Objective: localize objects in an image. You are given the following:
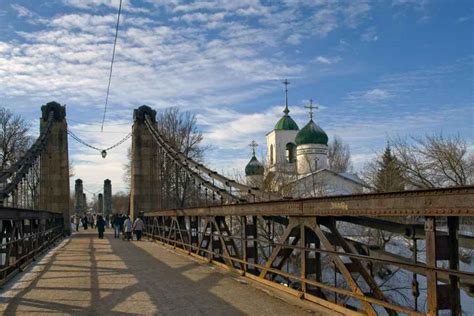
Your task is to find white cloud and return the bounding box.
[11,4,35,18]
[361,27,378,42]
[10,4,48,24]
[286,33,302,45]
[346,88,392,104]
[314,55,341,65]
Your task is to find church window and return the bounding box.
[286,143,296,163]
[270,145,274,164]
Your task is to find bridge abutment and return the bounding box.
[39,102,71,235]
[130,105,160,219]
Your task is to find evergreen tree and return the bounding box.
[374,144,405,192]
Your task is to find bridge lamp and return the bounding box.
[101,150,107,159]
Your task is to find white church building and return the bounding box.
[245,82,366,197]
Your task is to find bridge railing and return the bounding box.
[143,186,474,315]
[0,208,63,286]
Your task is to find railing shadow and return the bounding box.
[0,231,255,315]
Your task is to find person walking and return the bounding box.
[119,214,125,235]
[90,214,95,229]
[123,216,133,241]
[113,214,121,239]
[75,215,80,232]
[82,216,88,230]
[133,217,145,241]
[96,215,106,239]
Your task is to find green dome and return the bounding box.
[295,120,328,145]
[274,115,299,130]
[245,156,264,176]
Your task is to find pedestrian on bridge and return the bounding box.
[82,216,88,230]
[123,216,133,241]
[113,214,121,239]
[133,217,144,241]
[96,215,106,239]
[74,215,80,232]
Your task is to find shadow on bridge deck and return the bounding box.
[0,231,331,315]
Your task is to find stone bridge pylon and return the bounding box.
[39,102,71,234]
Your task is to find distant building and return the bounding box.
[244,81,366,197]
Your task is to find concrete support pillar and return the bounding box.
[104,179,112,217]
[83,193,87,212]
[130,105,160,219]
[39,101,70,235]
[74,179,84,215]
[98,193,104,214]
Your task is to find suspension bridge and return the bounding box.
[0,102,473,315]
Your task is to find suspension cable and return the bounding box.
[143,117,241,202]
[67,129,131,153]
[0,112,55,197]
[144,115,279,201]
[100,0,123,132]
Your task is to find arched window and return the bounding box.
[286,143,296,163]
[270,144,274,165]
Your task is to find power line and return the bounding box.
[101,0,123,132]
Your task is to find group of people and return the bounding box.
[111,214,145,241]
[72,213,112,231]
[71,213,145,241]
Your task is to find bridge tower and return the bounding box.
[39,102,71,234]
[74,179,84,215]
[98,193,104,214]
[104,179,112,217]
[130,105,160,219]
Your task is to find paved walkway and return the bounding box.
[0,231,334,315]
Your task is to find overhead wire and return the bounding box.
[67,129,132,152]
[100,0,123,132]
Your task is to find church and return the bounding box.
[245,81,366,197]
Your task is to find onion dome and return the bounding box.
[274,79,299,131]
[295,120,328,145]
[245,155,264,176]
[274,113,299,130]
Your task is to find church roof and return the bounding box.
[274,114,299,130]
[245,155,264,176]
[295,119,328,145]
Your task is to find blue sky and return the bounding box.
[0,0,473,193]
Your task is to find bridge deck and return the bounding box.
[0,231,332,315]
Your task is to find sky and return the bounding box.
[0,0,473,194]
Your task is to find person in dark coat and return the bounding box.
[82,216,88,230]
[96,215,106,239]
[113,214,122,239]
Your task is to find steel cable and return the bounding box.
[67,129,131,152]
[100,0,123,132]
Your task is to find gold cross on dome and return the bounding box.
[304,99,319,120]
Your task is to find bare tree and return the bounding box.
[328,136,352,173]
[392,133,473,188]
[122,147,132,192]
[111,192,130,214]
[0,107,30,170]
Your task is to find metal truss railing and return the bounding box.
[0,208,64,286]
[143,186,474,315]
